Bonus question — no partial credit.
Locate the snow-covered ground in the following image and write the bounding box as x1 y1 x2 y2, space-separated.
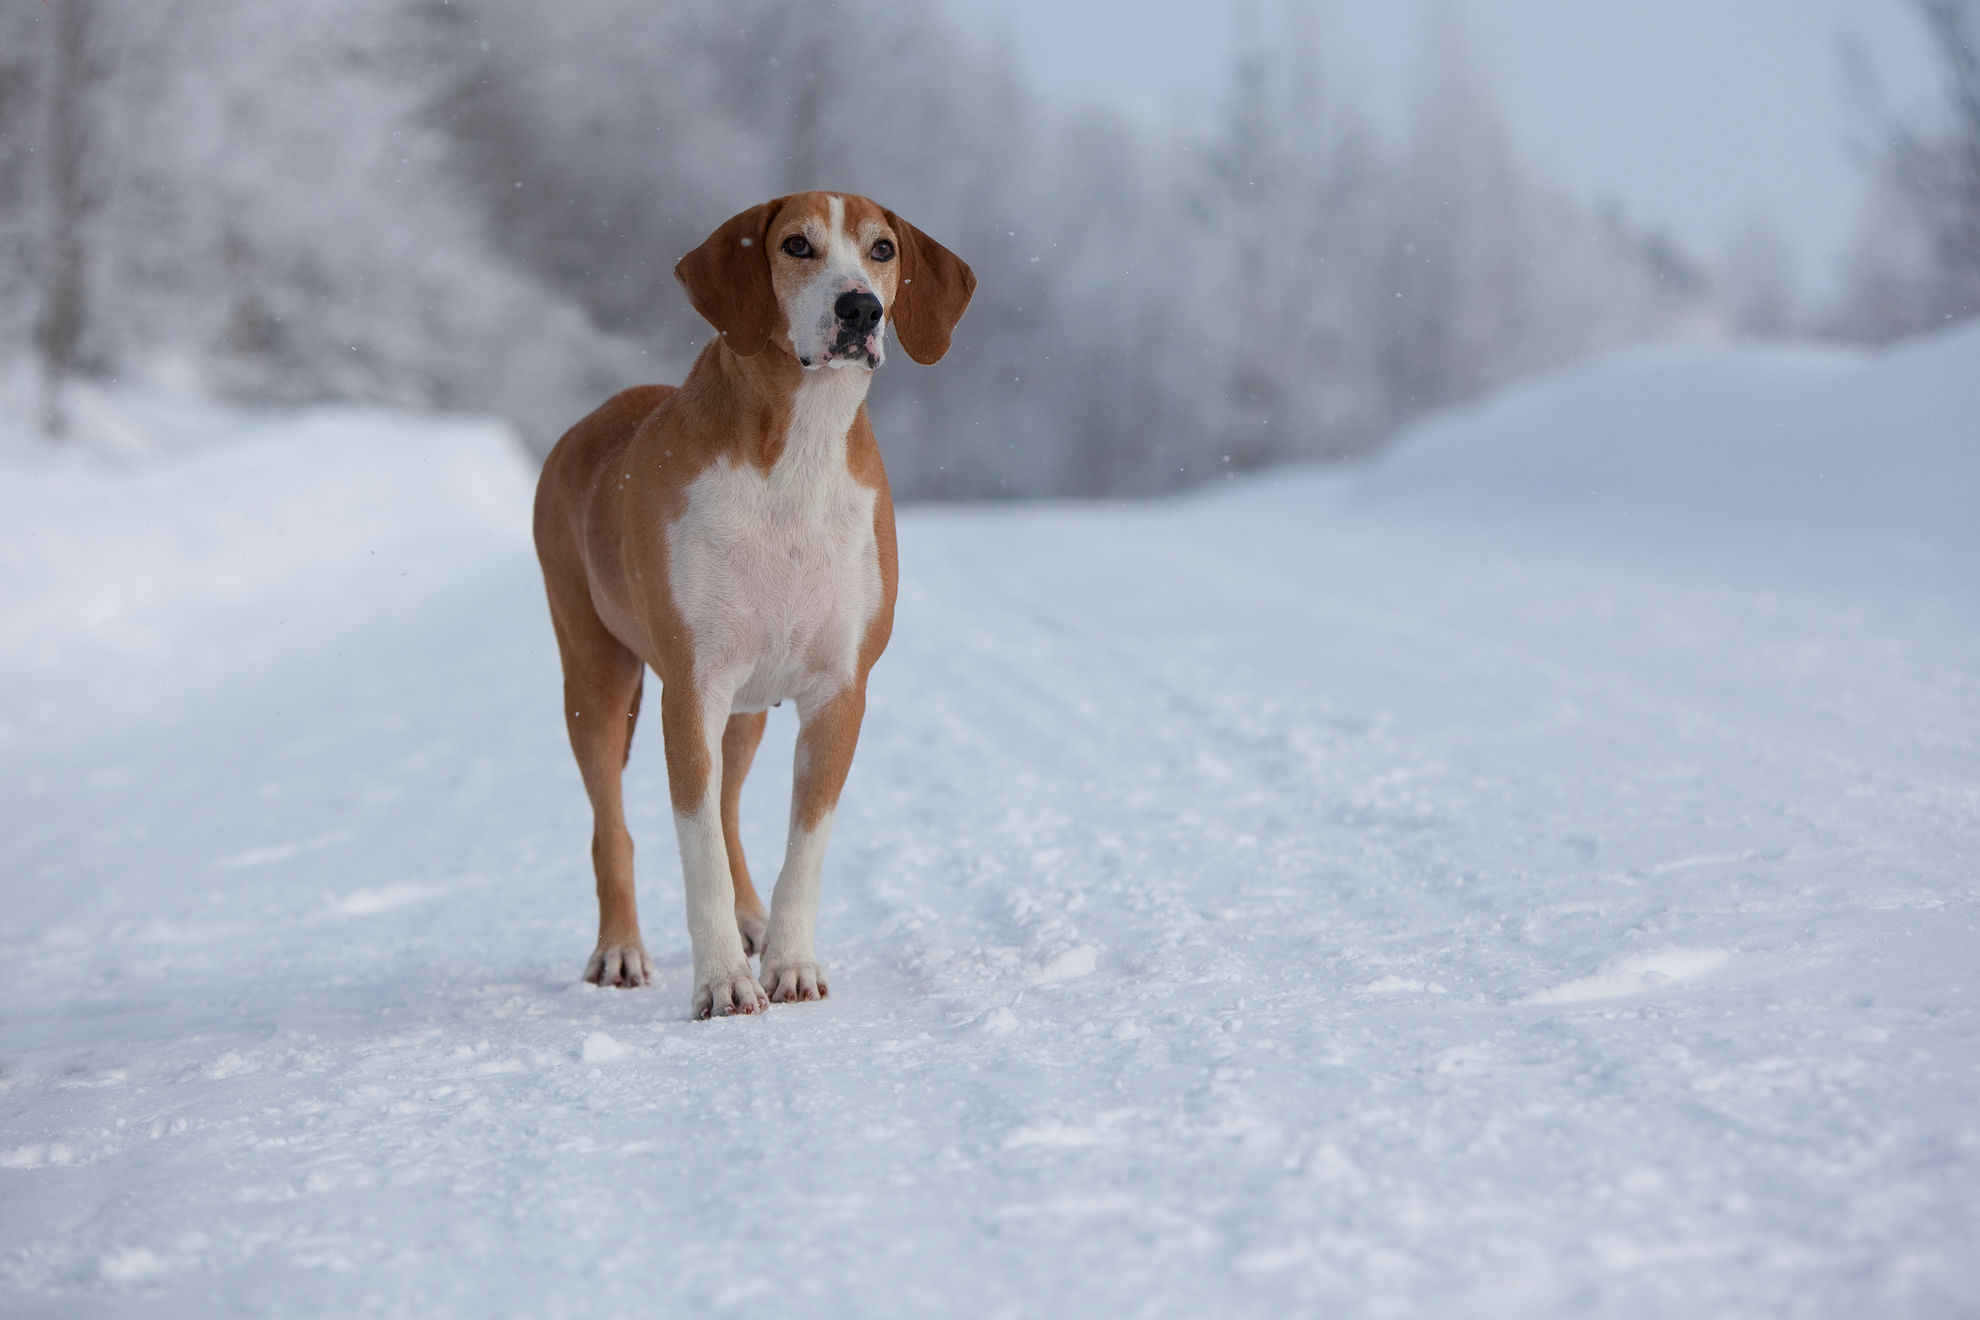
2 330 1976 1317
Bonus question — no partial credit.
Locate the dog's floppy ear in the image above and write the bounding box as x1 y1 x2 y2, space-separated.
884 210 976 365
675 199 783 357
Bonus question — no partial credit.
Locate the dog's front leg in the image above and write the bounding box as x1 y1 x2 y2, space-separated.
662 677 769 1020
760 684 866 1003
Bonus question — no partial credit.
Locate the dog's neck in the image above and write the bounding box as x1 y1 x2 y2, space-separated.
682 337 873 474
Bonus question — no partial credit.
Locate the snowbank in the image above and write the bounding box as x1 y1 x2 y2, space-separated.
0 387 534 746
1361 322 1980 574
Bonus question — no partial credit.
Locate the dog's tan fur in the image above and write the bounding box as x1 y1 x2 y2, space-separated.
532 192 974 1018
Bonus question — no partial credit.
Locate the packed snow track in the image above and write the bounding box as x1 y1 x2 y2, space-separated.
2 330 1977 1317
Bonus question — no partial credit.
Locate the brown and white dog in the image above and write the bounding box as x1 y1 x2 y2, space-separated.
532 193 975 1018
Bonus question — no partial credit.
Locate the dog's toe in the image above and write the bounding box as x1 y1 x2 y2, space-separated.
763 959 828 1004
585 941 652 988
736 905 769 959
692 968 769 1020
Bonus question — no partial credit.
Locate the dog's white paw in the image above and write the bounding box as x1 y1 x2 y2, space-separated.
761 957 829 1004
736 904 769 959
584 941 653 989
693 967 769 1020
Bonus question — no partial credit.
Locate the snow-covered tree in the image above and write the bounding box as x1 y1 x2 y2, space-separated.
0 0 1720 493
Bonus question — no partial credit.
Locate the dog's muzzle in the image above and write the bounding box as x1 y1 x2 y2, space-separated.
828 290 885 368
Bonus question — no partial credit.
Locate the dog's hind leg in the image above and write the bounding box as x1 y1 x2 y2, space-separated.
547 597 652 988
721 711 770 957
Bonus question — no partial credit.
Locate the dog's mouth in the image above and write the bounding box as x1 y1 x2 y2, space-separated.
799 320 884 371
837 334 884 368
821 330 882 370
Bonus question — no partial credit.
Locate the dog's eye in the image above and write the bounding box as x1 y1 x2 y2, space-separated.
781 235 814 258
870 239 896 262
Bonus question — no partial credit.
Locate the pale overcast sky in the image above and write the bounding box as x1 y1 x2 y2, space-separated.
944 0 1942 296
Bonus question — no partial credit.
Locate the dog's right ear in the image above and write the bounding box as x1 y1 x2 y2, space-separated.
674 199 783 357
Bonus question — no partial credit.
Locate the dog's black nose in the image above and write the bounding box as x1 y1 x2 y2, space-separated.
835 290 883 331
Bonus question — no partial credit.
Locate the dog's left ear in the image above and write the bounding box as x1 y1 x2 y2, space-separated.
884 211 976 365
675 199 783 357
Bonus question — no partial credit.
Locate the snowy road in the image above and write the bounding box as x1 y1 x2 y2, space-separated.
2 334 1977 1316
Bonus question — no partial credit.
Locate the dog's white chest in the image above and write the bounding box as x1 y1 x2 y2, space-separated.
666 371 881 712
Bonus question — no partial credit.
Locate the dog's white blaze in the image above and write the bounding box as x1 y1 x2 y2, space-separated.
786 194 888 368
664 366 881 716
823 194 857 268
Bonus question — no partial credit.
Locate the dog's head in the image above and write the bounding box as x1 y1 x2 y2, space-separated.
675 192 975 370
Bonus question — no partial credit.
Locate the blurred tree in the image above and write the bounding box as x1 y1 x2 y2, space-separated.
32 0 105 440
1836 0 1980 339
1896 1 1980 308
1207 1 1387 471
1382 1 1533 416
0 8 40 364
1213 0 1290 470
1718 212 1802 338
